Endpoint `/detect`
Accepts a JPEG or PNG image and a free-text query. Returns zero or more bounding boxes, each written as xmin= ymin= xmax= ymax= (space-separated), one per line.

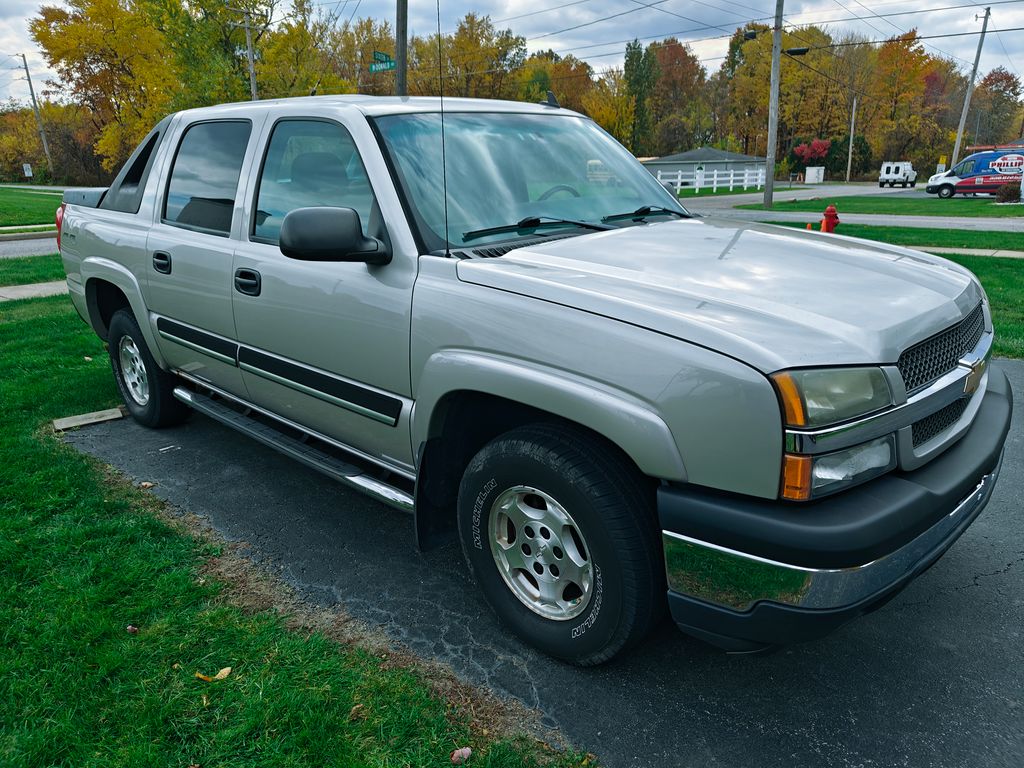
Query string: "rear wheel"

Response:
xmin=108 ymin=309 xmax=190 ymax=428
xmin=457 ymin=424 xmax=663 ymax=665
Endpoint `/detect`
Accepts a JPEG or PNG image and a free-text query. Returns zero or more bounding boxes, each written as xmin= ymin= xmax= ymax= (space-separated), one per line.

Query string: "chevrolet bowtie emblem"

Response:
xmin=964 ymin=357 xmax=987 ymax=396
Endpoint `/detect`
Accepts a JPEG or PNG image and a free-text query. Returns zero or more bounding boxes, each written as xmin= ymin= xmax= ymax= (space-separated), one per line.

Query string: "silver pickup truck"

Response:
xmin=57 ymin=96 xmax=1012 ymax=665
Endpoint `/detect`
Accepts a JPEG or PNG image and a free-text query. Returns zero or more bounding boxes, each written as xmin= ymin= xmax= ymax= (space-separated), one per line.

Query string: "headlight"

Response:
xmin=771 ymin=367 xmax=892 ymax=428
xmin=783 ymin=436 xmax=897 ymax=500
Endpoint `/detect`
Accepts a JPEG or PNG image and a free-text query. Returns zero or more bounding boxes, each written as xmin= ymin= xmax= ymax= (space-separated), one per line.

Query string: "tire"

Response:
xmin=938 ymin=185 xmax=955 ymax=199
xmin=911 ymin=181 xmax=917 ymax=187
xmin=878 ymin=182 xmax=885 ymax=187
xmin=457 ymin=423 xmax=663 ymax=665
xmin=108 ymin=308 xmax=190 ymax=428
xmin=901 ymin=182 xmax=908 ymax=188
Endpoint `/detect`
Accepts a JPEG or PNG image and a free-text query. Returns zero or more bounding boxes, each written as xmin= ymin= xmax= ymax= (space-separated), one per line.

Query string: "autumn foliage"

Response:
xmin=3 ymin=3 xmax=1022 ymax=184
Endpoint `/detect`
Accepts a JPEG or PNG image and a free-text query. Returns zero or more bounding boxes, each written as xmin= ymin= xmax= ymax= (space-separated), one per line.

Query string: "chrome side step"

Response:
xmin=173 ymin=387 xmax=414 ymax=513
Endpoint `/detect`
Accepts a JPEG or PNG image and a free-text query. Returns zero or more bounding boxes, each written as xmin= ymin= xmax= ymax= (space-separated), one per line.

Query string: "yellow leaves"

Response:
xmin=582 ymin=70 xmax=635 ymax=149
xmin=194 ymin=666 xmax=232 ymax=682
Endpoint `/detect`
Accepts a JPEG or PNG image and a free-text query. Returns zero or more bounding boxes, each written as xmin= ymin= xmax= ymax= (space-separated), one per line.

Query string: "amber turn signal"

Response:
xmin=772 ymin=372 xmax=806 ymax=427
xmin=781 ymin=454 xmax=812 ymax=501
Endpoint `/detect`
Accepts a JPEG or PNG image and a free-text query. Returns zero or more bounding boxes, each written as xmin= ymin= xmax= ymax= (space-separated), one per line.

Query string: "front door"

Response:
xmin=231 ymin=117 xmax=416 ymax=471
xmin=145 ymin=118 xmax=257 ymax=394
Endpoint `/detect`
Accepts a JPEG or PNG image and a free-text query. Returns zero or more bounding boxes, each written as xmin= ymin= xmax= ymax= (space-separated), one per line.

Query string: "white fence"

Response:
xmin=656 ymin=167 xmax=765 ymax=193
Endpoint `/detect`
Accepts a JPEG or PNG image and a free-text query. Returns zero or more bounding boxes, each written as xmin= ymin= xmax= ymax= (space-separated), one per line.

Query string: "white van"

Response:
xmin=879 ymin=161 xmax=917 ymax=187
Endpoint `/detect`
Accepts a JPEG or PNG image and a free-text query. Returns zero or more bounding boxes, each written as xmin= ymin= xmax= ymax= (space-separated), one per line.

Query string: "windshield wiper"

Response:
xmin=462 ymin=216 xmax=613 ymax=242
xmin=601 ymin=206 xmax=691 ymax=223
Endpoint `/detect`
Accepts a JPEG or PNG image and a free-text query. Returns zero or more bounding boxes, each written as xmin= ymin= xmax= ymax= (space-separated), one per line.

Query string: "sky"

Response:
xmin=1 ymin=0 xmax=1022 ymax=103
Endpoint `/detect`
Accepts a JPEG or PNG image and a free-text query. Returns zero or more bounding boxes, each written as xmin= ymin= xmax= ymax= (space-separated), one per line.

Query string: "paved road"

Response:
xmin=65 ymin=362 xmax=1024 ymax=768
xmin=683 ymin=182 xmax=920 ymax=210
xmin=696 ymin=208 xmax=1024 ymax=232
xmin=0 ymin=235 xmax=58 ymax=259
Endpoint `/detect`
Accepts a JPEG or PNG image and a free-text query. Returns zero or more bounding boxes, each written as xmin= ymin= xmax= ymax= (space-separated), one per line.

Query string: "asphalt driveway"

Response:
xmin=65 ymin=362 xmax=1024 ymax=768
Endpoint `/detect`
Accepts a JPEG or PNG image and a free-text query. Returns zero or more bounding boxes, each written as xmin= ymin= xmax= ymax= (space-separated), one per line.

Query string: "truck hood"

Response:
xmin=455 ymin=218 xmax=984 ymax=373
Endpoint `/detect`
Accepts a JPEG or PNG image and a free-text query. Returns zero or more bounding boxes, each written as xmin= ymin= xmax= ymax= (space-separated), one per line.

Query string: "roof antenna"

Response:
xmin=436 ymin=0 xmax=451 ymax=257
xmin=541 ymin=90 xmax=560 ymax=108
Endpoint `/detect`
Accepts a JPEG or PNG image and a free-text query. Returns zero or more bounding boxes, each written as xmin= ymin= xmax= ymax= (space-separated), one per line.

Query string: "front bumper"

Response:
xmin=660 ymin=366 xmax=1012 ymax=652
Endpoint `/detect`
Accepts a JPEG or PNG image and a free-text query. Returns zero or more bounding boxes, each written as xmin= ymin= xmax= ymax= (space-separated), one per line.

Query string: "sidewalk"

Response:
xmin=0 ymin=280 xmax=68 ymax=302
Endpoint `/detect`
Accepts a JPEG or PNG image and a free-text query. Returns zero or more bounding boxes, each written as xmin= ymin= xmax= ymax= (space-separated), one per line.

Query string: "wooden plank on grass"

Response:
xmin=53 ymin=407 xmax=124 ymax=431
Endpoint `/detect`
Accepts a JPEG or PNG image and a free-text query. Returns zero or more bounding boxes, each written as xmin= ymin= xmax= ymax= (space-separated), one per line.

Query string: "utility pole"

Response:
xmin=242 ymin=10 xmax=258 ymax=101
xmin=227 ymin=5 xmax=259 ymax=100
xmin=763 ymin=0 xmax=784 ymax=209
xmin=845 ymin=95 xmax=858 ymax=182
xmin=951 ymin=6 xmax=990 ymax=166
xmin=21 ymin=54 xmax=53 ymax=178
xmin=395 ymin=0 xmax=408 ymax=96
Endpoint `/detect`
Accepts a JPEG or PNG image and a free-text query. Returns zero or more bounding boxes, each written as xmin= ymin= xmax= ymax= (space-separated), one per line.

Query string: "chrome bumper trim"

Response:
xmin=662 ymin=452 xmax=1001 ymax=611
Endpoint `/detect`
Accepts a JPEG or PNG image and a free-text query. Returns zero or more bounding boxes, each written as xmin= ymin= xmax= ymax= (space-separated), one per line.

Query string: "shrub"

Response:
xmin=996 ymin=183 xmax=1021 ymax=203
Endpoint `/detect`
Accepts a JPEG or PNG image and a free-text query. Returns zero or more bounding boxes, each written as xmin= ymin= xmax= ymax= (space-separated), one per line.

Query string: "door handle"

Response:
xmin=152 ymin=251 xmax=172 ymax=274
xmin=234 ymin=268 xmax=261 ymax=297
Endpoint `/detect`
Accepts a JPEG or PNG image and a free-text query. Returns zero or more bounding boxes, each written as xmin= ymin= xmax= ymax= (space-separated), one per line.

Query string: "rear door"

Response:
xmin=230 ymin=114 xmax=417 ymax=471
xmin=145 ymin=118 xmax=260 ymax=394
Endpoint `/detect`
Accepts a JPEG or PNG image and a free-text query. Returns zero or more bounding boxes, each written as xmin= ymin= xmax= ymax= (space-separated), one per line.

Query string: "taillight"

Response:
xmin=55 ymin=203 xmax=65 ymax=252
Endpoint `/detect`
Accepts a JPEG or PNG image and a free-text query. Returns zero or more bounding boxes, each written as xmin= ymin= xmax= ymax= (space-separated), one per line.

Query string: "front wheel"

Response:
xmin=938 ymin=185 xmax=955 ymax=199
xmin=108 ymin=309 xmax=190 ymax=428
xmin=457 ymin=424 xmax=663 ymax=665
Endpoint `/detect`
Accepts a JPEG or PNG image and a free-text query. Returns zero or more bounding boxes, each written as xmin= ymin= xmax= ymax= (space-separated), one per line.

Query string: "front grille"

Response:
xmin=912 ymin=398 xmax=969 ymax=447
xmin=898 ymin=303 xmax=984 ymax=393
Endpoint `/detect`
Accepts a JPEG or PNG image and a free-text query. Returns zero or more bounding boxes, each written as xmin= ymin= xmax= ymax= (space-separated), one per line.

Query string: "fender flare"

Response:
xmin=412 ymin=350 xmax=687 ymax=482
xmin=82 ymin=257 xmax=167 ymax=368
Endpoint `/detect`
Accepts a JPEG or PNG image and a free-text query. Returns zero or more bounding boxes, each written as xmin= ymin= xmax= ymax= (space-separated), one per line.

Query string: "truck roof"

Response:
xmin=171 ymin=95 xmax=583 ymax=122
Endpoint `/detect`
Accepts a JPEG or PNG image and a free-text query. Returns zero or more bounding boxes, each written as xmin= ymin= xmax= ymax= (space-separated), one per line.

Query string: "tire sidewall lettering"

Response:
xmin=571 ymin=565 xmax=602 ymax=640
xmin=471 ymin=477 xmax=497 ymax=550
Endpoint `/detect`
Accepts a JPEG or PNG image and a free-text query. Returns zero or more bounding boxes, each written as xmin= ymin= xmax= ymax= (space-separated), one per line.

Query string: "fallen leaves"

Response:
xmin=194 ymin=667 xmax=232 ymax=682
xmin=348 ymin=703 xmax=365 ymax=721
xmin=450 ymin=746 xmax=472 ymax=764
xmin=139 ymin=481 xmax=156 ymax=490
xmin=125 ymin=624 xmax=139 ymax=634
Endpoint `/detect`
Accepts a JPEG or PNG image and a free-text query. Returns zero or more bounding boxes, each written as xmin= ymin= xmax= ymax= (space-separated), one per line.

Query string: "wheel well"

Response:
xmin=413 ymin=391 xmax=645 ymax=550
xmin=85 ymin=279 xmax=131 ymax=341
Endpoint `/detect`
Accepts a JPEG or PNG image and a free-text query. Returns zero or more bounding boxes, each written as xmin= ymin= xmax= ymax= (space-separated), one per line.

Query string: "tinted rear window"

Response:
xmin=164 ymin=121 xmax=252 ymax=235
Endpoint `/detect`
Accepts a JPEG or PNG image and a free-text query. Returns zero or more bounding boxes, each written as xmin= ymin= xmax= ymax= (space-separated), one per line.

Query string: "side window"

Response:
xmin=253 ymin=119 xmax=376 ymax=244
xmin=100 ymin=122 xmax=165 ymax=214
xmin=164 ymin=121 xmax=252 ymax=236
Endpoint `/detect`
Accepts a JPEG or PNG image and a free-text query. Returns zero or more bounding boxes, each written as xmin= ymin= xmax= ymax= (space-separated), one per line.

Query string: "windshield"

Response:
xmin=373 ymin=112 xmax=687 ymax=249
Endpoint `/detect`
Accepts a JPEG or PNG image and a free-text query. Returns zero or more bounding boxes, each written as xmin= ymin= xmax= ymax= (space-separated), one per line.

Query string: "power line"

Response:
xmin=494 ymin=0 xmax=599 ymax=24
xmin=527 ymin=0 xmax=672 ymax=42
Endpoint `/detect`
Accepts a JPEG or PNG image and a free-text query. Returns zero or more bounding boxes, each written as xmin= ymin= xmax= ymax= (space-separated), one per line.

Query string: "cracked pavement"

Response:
xmin=65 ymin=361 xmax=1024 ymax=768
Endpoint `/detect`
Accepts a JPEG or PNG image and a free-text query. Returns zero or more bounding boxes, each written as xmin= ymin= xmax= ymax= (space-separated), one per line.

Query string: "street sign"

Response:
xmin=22 ymin=163 xmax=32 ymax=178
xmin=373 ymin=51 xmax=391 ymax=62
xmin=369 ymin=61 xmax=396 ymax=73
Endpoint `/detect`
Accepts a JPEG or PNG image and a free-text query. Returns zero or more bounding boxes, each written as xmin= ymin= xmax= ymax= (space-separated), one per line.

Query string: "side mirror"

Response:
xmin=279 ymin=207 xmax=390 ymax=265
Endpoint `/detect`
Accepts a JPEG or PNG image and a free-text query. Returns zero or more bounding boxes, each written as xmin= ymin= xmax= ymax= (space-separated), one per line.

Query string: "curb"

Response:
xmin=0 ymin=231 xmax=58 ymax=242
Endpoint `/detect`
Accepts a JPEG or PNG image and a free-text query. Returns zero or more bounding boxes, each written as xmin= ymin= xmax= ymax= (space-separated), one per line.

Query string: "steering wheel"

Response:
xmin=537 ymin=184 xmax=582 ymax=201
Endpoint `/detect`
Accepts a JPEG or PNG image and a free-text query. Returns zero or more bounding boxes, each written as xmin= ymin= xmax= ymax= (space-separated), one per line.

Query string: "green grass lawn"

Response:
xmin=0 ymin=253 xmax=64 ymax=286
xmin=944 ymin=255 xmax=1024 ymax=359
xmin=0 ymin=296 xmax=583 ymax=768
xmin=741 ymin=195 xmax=1022 ymax=217
xmin=768 ymin=222 xmax=1024 ymax=251
xmin=0 ymin=187 xmax=64 ymax=227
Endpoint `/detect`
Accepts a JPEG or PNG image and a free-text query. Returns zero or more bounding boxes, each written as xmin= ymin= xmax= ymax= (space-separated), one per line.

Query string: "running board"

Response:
xmin=173 ymin=387 xmax=414 ymax=512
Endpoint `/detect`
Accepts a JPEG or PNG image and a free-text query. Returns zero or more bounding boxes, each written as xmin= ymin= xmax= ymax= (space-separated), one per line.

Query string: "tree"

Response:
xmin=971 ymin=67 xmax=1023 ymax=146
xmin=623 ymin=40 xmax=657 ymax=155
xmin=31 ymin=0 xmax=180 ymax=170
xmin=517 ymin=50 xmax=594 ymax=112
xmin=582 ymin=69 xmax=635 ymax=149
xmin=258 ymin=0 xmax=350 ymax=98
